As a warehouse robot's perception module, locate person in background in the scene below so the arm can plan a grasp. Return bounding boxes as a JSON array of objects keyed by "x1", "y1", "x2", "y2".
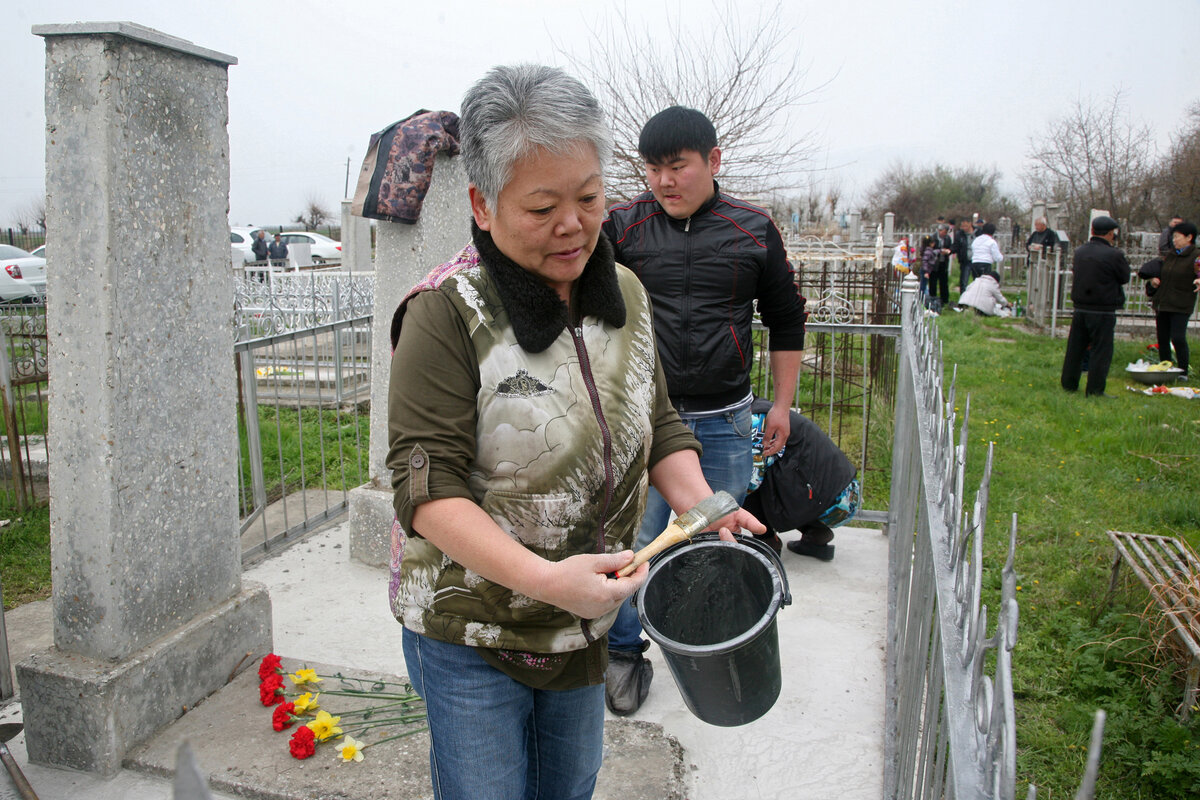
[
  {"x1": 1060, "y1": 215, "x2": 1131, "y2": 397},
  {"x1": 251, "y1": 229, "x2": 270, "y2": 263},
  {"x1": 1147, "y1": 221, "x2": 1200, "y2": 380},
  {"x1": 743, "y1": 398, "x2": 859, "y2": 562},
  {"x1": 955, "y1": 268, "x2": 1011, "y2": 316},
  {"x1": 929, "y1": 222, "x2": 953, "y2": 310},
  {"x1": 386, "y1": 65, "x2": 762, "y2": 800},
  {"x1": 918, "y1": 234, "x2": 936, "y2": 300},
  {"x1": 969, "y1": 222, "x2": 1004, "y2": 280},
  {"x1": 601, "y1": 105, "x2": 806, "y2": 717},
  {"x1": 953, "y1": 218, "x2": 974, "y2": 292},
  {"x1": 1158, "y1": 215, "x2": 1185, "y2": 256},
  {"x1": 268, "y1": 233, "x2": 289, "y2": 267},
  {"x1": 1025, "y1": 217, "x2": 1059, "y2": 256}
]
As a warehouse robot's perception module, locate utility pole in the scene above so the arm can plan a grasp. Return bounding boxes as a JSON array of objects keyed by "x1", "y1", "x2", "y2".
[{"x1": 344, "y1": 156, "x2": 351, "y2": 199}]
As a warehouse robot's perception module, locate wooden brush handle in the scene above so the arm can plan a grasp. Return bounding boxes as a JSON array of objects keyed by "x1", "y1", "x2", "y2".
[{"x1": 616, "y1": 524, "x2": 689, "y2": 577}]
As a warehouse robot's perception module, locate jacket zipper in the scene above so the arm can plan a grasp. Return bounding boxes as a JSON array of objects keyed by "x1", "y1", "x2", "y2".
[
  {"x1": 573, "y1": 324, "x2": 613, "y2": 643},
  {"x1": 681, "y1": 216, "x2": 692, "y2": 397},
  {"x1": 572, "y1": 325, "x2": 614, "y2": 553}
]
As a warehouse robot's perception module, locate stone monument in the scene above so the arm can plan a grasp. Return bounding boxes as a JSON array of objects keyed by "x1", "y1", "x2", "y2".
[
  {"x1": 17, "y1": 22, "x2": 272, "y2": 775},
  {"x1": 348, "y1": 153, "x2": 470, "y2": 565}
]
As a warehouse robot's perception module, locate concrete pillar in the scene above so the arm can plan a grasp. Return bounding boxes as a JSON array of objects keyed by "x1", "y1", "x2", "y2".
[
  {"x1": 341, "y1": 199, "x2": 373, "y2": 272},
  {"x1": 349, "y1": 153, "x2": 469, "y2": 565},
  {"x1": 848, "y1": 211, "x2": 862, "y2": 243},
  {"x1": 884, "y1": 212, "x2": 895, "y2": 243},
  {"x1": 1031, "y1": 201, "x2": 1046, "y2": 228},
  {"x1": 19, "y1": 22, "x2": 271, "y2": 775}
]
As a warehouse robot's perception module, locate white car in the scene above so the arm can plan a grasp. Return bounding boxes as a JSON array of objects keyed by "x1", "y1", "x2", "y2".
[
  {"x1": 230, "y1": 227, "x2": 266, "y2": 263},
  {"x1": 278, "y1": 231, "x2": 342, "y2": 263},
  {"x1": 0, "y1": 244, "x2": 46, "y2": 301},
  {"x1": 29, "y1": 244, "x2": 45, "y2": 259}
]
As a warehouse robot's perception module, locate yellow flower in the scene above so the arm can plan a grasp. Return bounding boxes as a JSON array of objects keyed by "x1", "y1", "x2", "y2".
[
  {"x1": 290, "y1": 668, "x2": 322, "y2": 686},
  {"x1": 292, "y1": 692, "x2": 320, "y2": 714},
  {"x1": 307, "y1": 710, "x2": 343, "y2": 742},
  {"x1": 337, "y1": 735, "x2": 365, "y2": 763}
]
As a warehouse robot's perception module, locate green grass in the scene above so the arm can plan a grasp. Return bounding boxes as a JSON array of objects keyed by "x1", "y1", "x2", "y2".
[
  {"x1": 0, "y1": 405, "x2": 371, "y2": 607},
  {"x1": 933, "y1": 309, "x2": 1200, "y2": 798}
]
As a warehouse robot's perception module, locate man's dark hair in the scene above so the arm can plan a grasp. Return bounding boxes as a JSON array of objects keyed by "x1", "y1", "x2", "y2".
[
  {"x1": 638, "y1": 106, "x2": 718, "y2": 165},
  {"x1": 1170, "y1": 221, "x2": 1198, "y2": 240},
  {"x1": 981, "y1": 222, "x2": 997, "y2": 236},
  {"x1": 947, "y1": 218, "x2": 958, "y2": 226}
]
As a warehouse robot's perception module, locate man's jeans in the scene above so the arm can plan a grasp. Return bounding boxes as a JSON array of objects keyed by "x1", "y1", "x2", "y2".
[
  {"x1": 403, "y1": 628, "x2": 604, "y2": 800},
  {"x1": 608, "y1": 406, "x2": 754, "y2": 652}
]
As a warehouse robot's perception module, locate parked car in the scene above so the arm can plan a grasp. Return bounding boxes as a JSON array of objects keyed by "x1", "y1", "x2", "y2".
[
  {"x1": 0, "y1": 244, "x2": 46, "y2": 301},
  {"x1": 278, "y1": 231, "x2": 342, "y2": 263},
  {"x1": 230, "y1": 227, "x2": 266, "y2": 263},
  {"x1": 29, "y1": 244, "x2": 45, "y2": 259}
]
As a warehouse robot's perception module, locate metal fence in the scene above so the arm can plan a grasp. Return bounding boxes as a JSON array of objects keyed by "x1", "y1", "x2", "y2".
[
  {"x1": 0, "y1": 306, "x2": 49, "y2": 509},
  {"x1": 883, "y1": 274, "x2": 1104, "y2": 799},
  {"x1": 234, "y1": 273, "x2": 373, "y2": 561},
  {"x1": 1023, "y1": 246, "x2": 1200, "y2": 340}
]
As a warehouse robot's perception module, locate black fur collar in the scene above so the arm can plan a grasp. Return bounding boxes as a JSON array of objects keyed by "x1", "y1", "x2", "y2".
[{"x1": 471, "y1": 221, "x2": 625, "y2": 353}]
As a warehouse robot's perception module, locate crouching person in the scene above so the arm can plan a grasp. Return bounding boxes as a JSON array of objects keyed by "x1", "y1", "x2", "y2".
[{"x1": 743, "y1": 398, "x2": 860, "y2": 562}]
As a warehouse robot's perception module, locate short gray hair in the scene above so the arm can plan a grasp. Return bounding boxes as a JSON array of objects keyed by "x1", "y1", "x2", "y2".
[{"x1": 460, "y1": 64, "x2": 612, "y2": 210}]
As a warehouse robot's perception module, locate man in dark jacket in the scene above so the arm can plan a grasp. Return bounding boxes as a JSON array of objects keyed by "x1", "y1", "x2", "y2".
[
  {"x1": 1025, "y1": 217, "x2": 1059, "y2": 255},
  {"x1": 953, "y1": 218, "x2": 974, "y2": 292},
  {"x1": 251, "y1": 229, "x2": 269, "y2": 262},
  {"x1": 600, "y1": 106, "x2": 807, "y2": 716},
  {"x1": 743, "y1": 399, "x2": 858, "y2": 561},
  {"x1": 1061, "y1": 215, "x2": 1131, "y2": 396}
]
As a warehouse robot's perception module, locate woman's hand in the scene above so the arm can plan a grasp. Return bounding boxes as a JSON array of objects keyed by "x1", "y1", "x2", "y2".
[
  {"x1": 530, "y1": 551, "x2": 647, "y2": 620},
  {"x1": 1151, "y1": 277, "x2": 1161, "y2": 288}
]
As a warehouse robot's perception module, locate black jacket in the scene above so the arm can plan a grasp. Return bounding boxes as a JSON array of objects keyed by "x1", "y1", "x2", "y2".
[
  {"x1": 602, "y1": 183, "x2": 807, "y2": 412},
  {"x1": 251, "y1": 235, "x2": 269, "y2": 260},
  {"x1": 1070, "y1": 237, "x2": 1131, "y2": 312},
  {"x1": 1155, "y1": 244, "x2": 1200, "y2": 315},
  {"x1": 953, "y1": 229, "x2": 972, "y2": 266},
  {"x1": 1026, "y1": 228, "x2": 1059, "y2": 252},
  {"x1": 749, "y1": 398, "x2": 856, "y2": 531}
]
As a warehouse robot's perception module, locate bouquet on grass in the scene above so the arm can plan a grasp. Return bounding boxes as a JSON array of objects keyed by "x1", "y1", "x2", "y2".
[{"x1": 258, "y1": 653, "x2": 427, "y2": 762}]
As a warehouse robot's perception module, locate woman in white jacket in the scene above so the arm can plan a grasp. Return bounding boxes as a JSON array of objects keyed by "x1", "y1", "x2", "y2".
[
  {"x1": 969, "y1": 222, "x2": 1004, "y2": 280},
  {"x1": 956, "y1": 269, "x2": 1011, "y2": 316}
]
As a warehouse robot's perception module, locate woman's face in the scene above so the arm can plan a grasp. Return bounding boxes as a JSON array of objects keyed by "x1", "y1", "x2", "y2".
[
  {"x1": 1172, "y1": 230, "x2": 1194, "y2": 249},
  {"x1": 470, "y1": 144, "x2": 604, "y2": 303}
]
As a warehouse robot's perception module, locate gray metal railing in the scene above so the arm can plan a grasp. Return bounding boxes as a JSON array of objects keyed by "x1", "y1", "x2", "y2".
[
  {"x1": 235, "y1": 312, "x2": 372, "y2": 562},
  {"x1": 883, "y1": 273, "x2": 1104, "y2": 799}
]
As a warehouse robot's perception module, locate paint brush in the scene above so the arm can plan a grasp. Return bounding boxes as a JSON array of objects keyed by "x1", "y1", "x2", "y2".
[{"x1": 616, "y1": 491, "x2": 740, "y2": 577}]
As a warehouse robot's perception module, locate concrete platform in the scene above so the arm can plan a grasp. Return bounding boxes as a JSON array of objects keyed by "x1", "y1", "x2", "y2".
[{"x1": 0, "y1": 520, "x2": 887, "y2": 800}]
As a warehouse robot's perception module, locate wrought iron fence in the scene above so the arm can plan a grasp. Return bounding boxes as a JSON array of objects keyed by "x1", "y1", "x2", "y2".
[
  {"x1": 883, "y1": 274, "x2": 1104, "y2": 799},
  {"x1": 234, "y1": 270, "x2": 374, "y2": 341},
  {"x1": 0, "y1": 306, "x2": 49, "y2": 509},
  {"x1": 235, "y1": 313, "x2": 372, "y2": 562}
]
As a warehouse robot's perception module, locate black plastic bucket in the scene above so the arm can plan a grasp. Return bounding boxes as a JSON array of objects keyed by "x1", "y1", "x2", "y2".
[{"x1": 636, "y1": 534, "x2": 791, "y2": 726}]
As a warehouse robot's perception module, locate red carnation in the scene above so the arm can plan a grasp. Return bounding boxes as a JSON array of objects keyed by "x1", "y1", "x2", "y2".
[
  {"x1": 258, "y1": 653, "x2": 283, "y2": 680},
  {"x1": 260, "y1": 673, "x2": 285, "y2": 706},
  {"x1": 289, "y1": 725, "x2": 316, "y2": 759},
  {"x1": 272, "y1": 701, "x2": 296, "y2": 732}
]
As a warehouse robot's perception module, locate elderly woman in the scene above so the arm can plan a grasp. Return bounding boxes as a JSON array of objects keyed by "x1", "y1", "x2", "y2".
[
  {"x1": 1149, "y1": 221, "x2": 1200, "y2": 378},
  {"x1": 386, "y1": 64, "x2": 761, "y2": 800}
]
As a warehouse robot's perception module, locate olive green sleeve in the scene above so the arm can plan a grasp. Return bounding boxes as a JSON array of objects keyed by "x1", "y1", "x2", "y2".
[{"x1": 387, "y1": 290, "x2": 479, "y2": 532}]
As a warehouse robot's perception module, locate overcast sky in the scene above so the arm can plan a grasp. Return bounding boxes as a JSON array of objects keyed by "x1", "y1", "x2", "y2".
[{"x1": 2, "y1": 0, "x2": 1196, "y2": 231}]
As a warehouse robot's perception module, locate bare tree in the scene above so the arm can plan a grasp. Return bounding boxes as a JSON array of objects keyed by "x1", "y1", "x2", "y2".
[
  {"x1": 1155, "y1": 101, "x2": 1200, "y2": 225},
  {"x1": 556, "y1": 1, "x2": 826, "y2": 201},
  {"x1": 295, "y1": 195, "x2": 332, "y2": 230},
  {"x1": 1022, "y1": 90, "x2": 1156, "y2": 242},
  {"x1": 12, "y1": 197, "x2": 45, "y2": 234}
]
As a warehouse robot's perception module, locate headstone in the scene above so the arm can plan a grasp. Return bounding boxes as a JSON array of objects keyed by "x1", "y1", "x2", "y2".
[
  {"x1": 884, "y1": 212, "x2": 895, "y2": 243},
  {"x1": 341, "y1": 199, "x2": 373, "y2": 272},
  {"x1": 848, "y1": 211, "x2": 862, "y2": 243},
  {"x1": 349, "y1": 153, "x2": 469, "y2": 565},
  {"x1": 18, "y1": 22, "x2": 271, "y2": 775}
]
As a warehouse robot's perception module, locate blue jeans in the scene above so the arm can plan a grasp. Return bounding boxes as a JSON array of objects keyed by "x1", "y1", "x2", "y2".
[
  {"x1": 608, "y1": 406, "x2": 754, "y2": 652},
  {"x1": 403, "y1": 628, "x2": 604, "y2": 800}
]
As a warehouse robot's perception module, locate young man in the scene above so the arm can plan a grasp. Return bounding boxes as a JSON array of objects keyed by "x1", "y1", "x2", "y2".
[
  {"x1": 1060, "y1": 215, "x2": 1131, "y2": 397},
  {"x1": 601, "y1": 106, "x2": 807, "y2": 716}
]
